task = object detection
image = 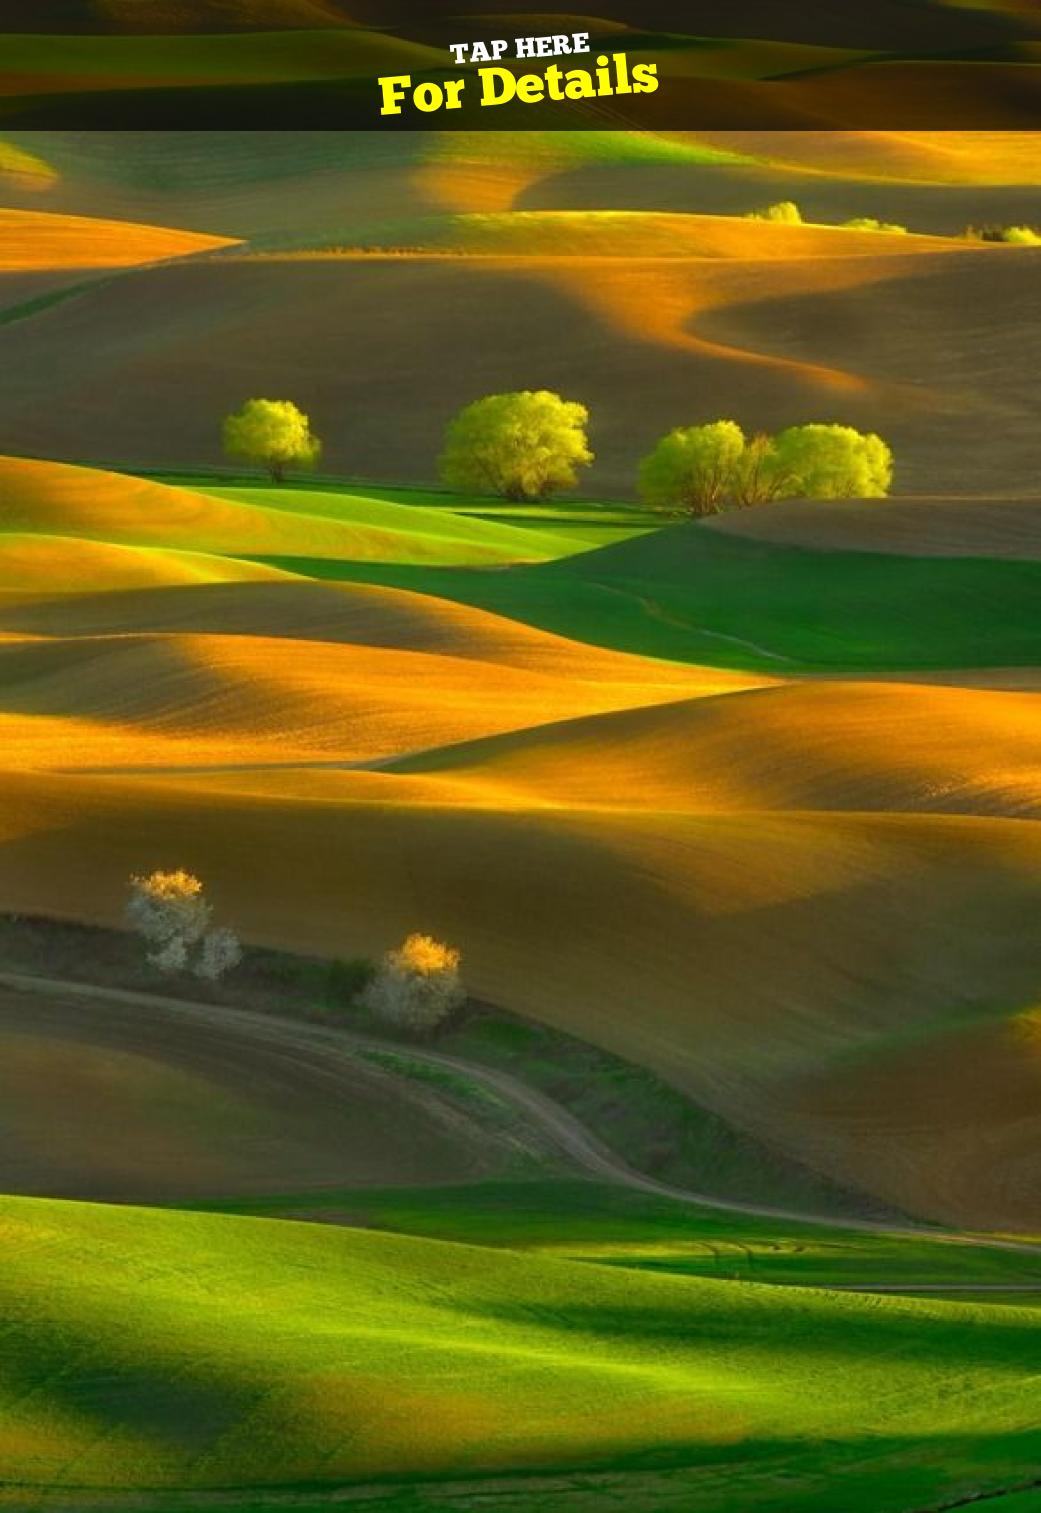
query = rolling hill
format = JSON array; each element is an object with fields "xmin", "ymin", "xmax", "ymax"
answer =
[
  {"xmin": 3, "ymin": 753, "xmax": 1041, "ymax": 1228},
  {"xmin": 706, "ymin": 494, "xmax": 1041, "ymax": 559},
  {"xmin": 0, "ymin": 112, "xmax": 1039, "ymax": 1513},
  {"xmin": 0, "ymin": 982, "xmax": 513, "ymax": 1200},
  {"xmin": 0, "ymin": 456, "xmax": 607, "ymax": 565},
  {"xmin": 0, "ymin": 1194, "xmax": 1038, "ymax": 1511},
  {"xmin": 0, "ymin": 444, "xmax": 1039, "ymax": 1228},
  {"xmin": 0, "ymin": 206, "xmax": 238, "ymax": 269},
  {"xmin": 0, "ymin": 217, "xmax": 1038, "ymax": 496}
]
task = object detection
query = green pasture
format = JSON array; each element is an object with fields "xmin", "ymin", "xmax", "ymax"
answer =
[
  {"xmin": 196, "ymin": 1177, "xmax": 1041, "ymax": 1291},
  {"xmin": 190, "ymin": 482, "xmax": 648, "ymax": 558},
  {"xmin": 131, "ymin": 470, "xmax": 1041, "ymax": 672},
  {"xmin": 250, "ymin": 526, "xmax": 1041, "ymax": 674},
  {"xmin": 1, "ymin": 1193, "xmax": 1039, "ymax": 1512}
]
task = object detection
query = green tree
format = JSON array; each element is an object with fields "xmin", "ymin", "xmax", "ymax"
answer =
[
  {"xmin": 843, "ymin": 218, "xmax": 908, "ymax": 235},
  {"xmin": 439, "ymin": 390, "xmax": 593, "ymax": 501},
  {"xmin": 637, "ymin": 420, "xmax": 746, "ymax": 515},
  {"xmin": 733, "ymin": 432, "xmax": 790, "ymax": 506},
  {"xmin": 772, "ymin": 424, "xmax": 893, "ymax": 499},
  {"xmin": 222, "ymin": 398, "xmax": 321, "ymax": 485}
]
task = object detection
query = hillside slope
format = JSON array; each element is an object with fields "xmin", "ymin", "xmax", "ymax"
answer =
[
  {"xmin": 0, "ymin": 1195, "xmax": 1038, "ymax": 1511},
  {"xmin": 3, "ymin": 766, "xmax": 1041, "ymax": 1228},
  {"xmin": 0, "ymin": 229, "xmax": 1036, "ymax": 495}
]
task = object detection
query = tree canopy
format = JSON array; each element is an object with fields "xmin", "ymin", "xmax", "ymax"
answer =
[
  {"xmin": 222, "ymin": 398, "xmax": 321, "ymax": 484},
  {"xmin": 638, "ymin": 421, "xmax": 893, "ymax": 514},
  {"xmin": 439, "ymin": 390, "xmax": 593, "ymax": 501}
]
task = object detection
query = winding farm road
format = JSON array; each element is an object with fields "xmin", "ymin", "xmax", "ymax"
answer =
[{"xmin": 2, "ymin": 968, "xmax": 1040, "ymax": 1275}]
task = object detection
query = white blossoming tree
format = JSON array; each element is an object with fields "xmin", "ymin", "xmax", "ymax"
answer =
[
  {"xmin": 126, "ymin": 870, "xmax": 242, "ymax": 981},
  {"xmin": 362, "ymin": 933, "xmax": 465, "ymax": 1035}
]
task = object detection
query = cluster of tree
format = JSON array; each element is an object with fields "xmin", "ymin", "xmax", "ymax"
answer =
[
  {"xmin": 219, "ymin": 390, "xmax": 892, "ymax": 511},
  {"xmin": 638, "ymin": 421, "xmax": 893, "ymax": 516},
  {"xmin": 125, "ymin": 870, "xmax": 465, "ymax": 1035},
  {"xmin": 747, "ymin": 205, "xmax": 1041, "ymax": 244}
]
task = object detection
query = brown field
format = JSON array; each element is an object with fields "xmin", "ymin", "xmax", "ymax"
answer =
[
  {"xmin": 0, "ymin": 229, "xmax": 1038, "ymax": 495},
  {"xmin": 0, "ymin": 982, "xmax": 509, "ymax": 1200},
  {"xmin": 1, "ymin": 504, "xmax": 1040, "ymax": 1229},
  {"xmin": 706, "ymin": 495, "xmax": 1041, "ymax": 559}
]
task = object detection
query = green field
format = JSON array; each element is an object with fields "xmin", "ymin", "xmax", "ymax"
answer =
[
  {"xmin": 196, "ymin": 1177, "xmax": 1041, "ymax": 1290},
  {"xmin": 2, "ymin": 1192, "xmax": 1039, "ymax": 1512},
  {"xmin": 192, "ymin": 482, "xmax": 651, "ymax": 558},
  {"xmin": 245, "ymin": 520, "xmax": 1041, "ymax": 674}
]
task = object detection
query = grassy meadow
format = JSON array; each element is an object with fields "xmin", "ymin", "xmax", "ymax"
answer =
[
  {"xmin": 1, "ymin": 1193, "xmax": 1040, "ymax": 1513},
  {"xmin": 0, "ymin": 127, "xmax": 1040, "ymax": 1510}
]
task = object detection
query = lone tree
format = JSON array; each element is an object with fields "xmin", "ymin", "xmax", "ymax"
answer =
[
  {"xmin": 361, "ymin": 933, "xmax": 465, "ymax": 1036},
  {"xmin": 772, "ymin": 424, "xmax": 893, "ymax": 499},
  {"xmin": 222, "ymin": 398, "xmax": 321, "ymax": 484},
  {"xmin": 439, "ymin": 389, "xmax": 593, "ymax": 501},
  {"xmin": 126, "ymin": 869, "xmax": 242, "ymax": 981},
  {"xmin": 638, "ymin": 420, "xmax": 892, "ymax": 514},
  {"xmin": 638, "ymin": 421, "xmax": 746, "ymax": 516}
]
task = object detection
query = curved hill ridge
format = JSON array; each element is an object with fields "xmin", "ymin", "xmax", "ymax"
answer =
[
  {"xmin": 0, "ymin": 626, "xmax": 765, "ymax": 770},
  {"xmin": 1, "ymin": 230, "xmax": 1036, "ymax": 495},
  {"xmin": 691, "ymin": 129, "xmax": 1041, "ymax": 186},
  {"xmin": 0, "ymin": 455, "xmax": 580, "ymax": 565},
  {"xmin": 0, "ymin": 984, "xmax": 502, "ymax": 1200},
  {"xmin": 309, "ymin": 210, "xmax": 971, "ymax": 260},
  {"xmin": 0, "ymin": 533, "xmax": 300, "ymax": 590},
  {"xmin": 0, "ymin": 576, "xmax": 723, "ymax": 680},
  {"xmin": 0, "ymin": 207, "xmax": 238, "ymax": 270},
  {"xmin": 392, "ymin": 679, "xmax": 1041, "ymax": 820}
]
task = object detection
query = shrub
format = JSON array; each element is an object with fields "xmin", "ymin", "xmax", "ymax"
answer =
[
  {"xmin": 843, "ymin": 218, "xmax": 908, "ymax": 235},
  {"xmin": 326, "ymin": 956, "xmax": 377, "ymax": 1008},
  {"xmin": 1002, "ymin": 226, "xmax": 1041, "ymax": 246},
  {"xmin": 222, "ymin": 398, "xmax": 322, "ymax": 484},
  {"xmin": 196, "ymin": 927, "xmax": 244, "ymax": 983},
  {"xmin": 362, "ymin": 933, "xmax": 466, "ymax": 1036},
  {"xmin": 439, "ymin": 389, "xmax": 593, "ymax": 501},
  {"xmin": 965, "ymin": 224, "xmax": 1041, "ymax": 245},
  {"xmin": 746, "ymin": 201, "xmax": 803, "ymax": 225},
  {"xmin": 126, "ymin": 870, "xmax": 242, "ymax": 981}
]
